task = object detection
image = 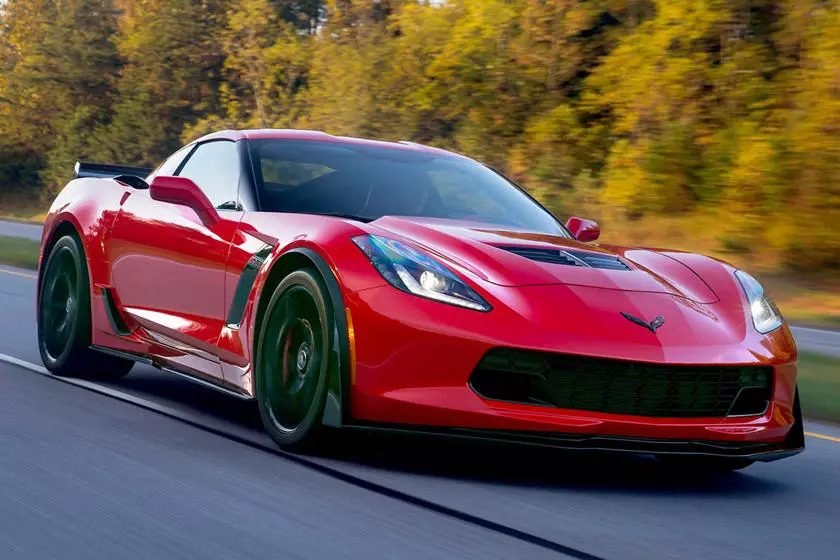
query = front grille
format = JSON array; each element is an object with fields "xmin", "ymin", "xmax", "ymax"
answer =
[
  {"xmin": 470, "ymin": 348, "xmax": 773, "ymax": 418},
  {"xmin": 499, "ymin": 246, "xmax": 631, "ymax": 271}
]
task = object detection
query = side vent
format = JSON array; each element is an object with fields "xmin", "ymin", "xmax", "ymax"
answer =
[
  {"xmin": 226, "ymin": 244, "xmax": 274, "ymax": 329},
  {"xmin": 101, "ymin": 287, "xmax": 132, "ymax": 336},
  {"xmin": 499, "ymin": 246, "xmax": 631, "ymax": 271}
]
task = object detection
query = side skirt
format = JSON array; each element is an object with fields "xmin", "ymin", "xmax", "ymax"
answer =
[{"xmin": 90, "ymin": 345, "xmax": 254, "ymax": 401}]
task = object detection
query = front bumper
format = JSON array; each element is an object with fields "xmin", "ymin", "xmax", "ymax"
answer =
[
  {"xmin": 345, "ymin": 283, "xmax": 800, "ymax": 455},
  {"xmin": 349, "ymin": 420, "xmax": 805, "ymax": 462}
]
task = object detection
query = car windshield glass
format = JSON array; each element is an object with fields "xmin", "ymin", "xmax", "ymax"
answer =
[{"xmin": 248, "ymin": 139, "xmax": 569, "ymax": 236}]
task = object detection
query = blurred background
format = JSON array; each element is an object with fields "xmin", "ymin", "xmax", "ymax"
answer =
[{"xmin": 0, "ymin": 0, "xmax": 838, "ymax": 324}]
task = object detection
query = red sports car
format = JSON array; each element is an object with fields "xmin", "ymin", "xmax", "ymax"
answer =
[{"xmin": 36, "ymin": 129, "xmax": 803, "ymax": 471}]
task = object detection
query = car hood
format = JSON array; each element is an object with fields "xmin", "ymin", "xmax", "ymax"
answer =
[{"xmin": 365, "ymin": 217, "xmax": 719, "ymax": 304}]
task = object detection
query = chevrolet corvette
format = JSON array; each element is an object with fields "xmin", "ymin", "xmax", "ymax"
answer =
[{"xmin": 36, "ymin": 129, "xmax": 804, "ymax": 470}]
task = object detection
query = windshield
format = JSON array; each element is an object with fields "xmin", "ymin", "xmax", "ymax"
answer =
[{"xmin": 248, "ymin": 139, "xmax": 569, "ymax": 236}]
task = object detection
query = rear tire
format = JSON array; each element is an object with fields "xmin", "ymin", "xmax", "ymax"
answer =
[
  {"xmin": 255, "ymin": 269, "xmax": 332, "ymax": 452},
  {"xmin": 37, "ymin": 234, "xmax": 133, "ymax": 381}
]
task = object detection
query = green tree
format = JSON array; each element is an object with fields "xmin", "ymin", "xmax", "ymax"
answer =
[
  {"xmin": 0, "ymin": 0, "xmax": 121, "ymax": 191},
  {"xmin": 775, "ymin": 0, "xmax": 840, "ymax": 267},
  {"xmin": 298, "ymin": 0, "xmax": 405, "ymax": 136},
  {"xmin": 0, "ymin": 0, "xmax": 839, "ymax": 273},
  {"xmin": 95, "ymin": 0, "xmax": 227, "ymax": 166},
  {"xmin": 274, "ymin": 0, "xmax": 323, "ymax": 34},
  {"xmin": 187, "ymin": 0, "xmax": 310, "ymax": 137},
  {"xmin": 583, "ymin": 0, "xmax": 784, "ymax": 214}
]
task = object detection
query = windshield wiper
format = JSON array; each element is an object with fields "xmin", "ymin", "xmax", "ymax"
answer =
[{"xmin": 300, "ymin": 212, "xmax": 374, "ymax": 223}]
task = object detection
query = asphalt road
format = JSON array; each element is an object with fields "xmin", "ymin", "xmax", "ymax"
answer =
[
  {"xmin": 792, "ymin": 326, "xmax": 840, "ymax": 358},
  {"xmin": 0, "ymin": 219, "xmax": 42, "ymax": 241},
  {"xmin": 2, "ymin": 264, "xmax": 840, "ymax": 559}
]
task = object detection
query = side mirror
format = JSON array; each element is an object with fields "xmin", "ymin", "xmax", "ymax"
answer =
[
  {"xmin": 565, "ymin": 216, "xmax": 600, "ymax": 242},
  {"xmin": 149, "ymin": 175, "xmax": 220, "ymax": 227}
]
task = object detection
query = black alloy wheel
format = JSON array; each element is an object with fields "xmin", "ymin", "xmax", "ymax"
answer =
[
  {"xmin": 37, "ymin": 234, "xmax": 133, "ymax": 380},
  {"xmin": 256, "ymin": 269, "xmax": 332, "ymax": 451},
  {"xmin": 40, "ymin": 242, "xmax": 79, "ymax": 362}
]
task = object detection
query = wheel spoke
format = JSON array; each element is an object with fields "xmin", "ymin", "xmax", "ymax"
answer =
[
  {"xmin": 40, "ymin": 247, "xmax": 79, "ymax": 360},
  {"xmin": 262, "ymin": 287, "xmax": 324, "ymax": 434},
  {"xmin": 297, "ymin": 376, "xmax": 317, "ymax": 414}
]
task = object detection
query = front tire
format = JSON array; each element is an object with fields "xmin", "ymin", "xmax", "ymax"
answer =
[
  {"xmin": 37, "ymin": 234, "xmax": 133, "ymax": 381},
  {"xmin": 255, "ymin": 269, "xmax": 333, "ymax": 451}
]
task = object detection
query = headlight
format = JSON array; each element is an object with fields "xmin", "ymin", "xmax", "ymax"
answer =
[
  {"xmin": 352, "ymin": 235, "xmax": 491, "ymax": 312},
  {"xmin": 735, "ymin": 270, "xmax": 783, "ymax": 333}
]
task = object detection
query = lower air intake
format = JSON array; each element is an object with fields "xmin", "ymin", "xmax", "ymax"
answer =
[{"xmin": 470, "ymin": 348, "xmax": 773, "ymax": 418}]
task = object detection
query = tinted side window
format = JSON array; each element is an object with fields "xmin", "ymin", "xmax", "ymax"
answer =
[
  {"xmin": 177, "ymin": 141, "xmax": 240, "ymax": 208},
  {"xmin": 149, "ymin": 145, "xmax": 194, "ymax": 179}
]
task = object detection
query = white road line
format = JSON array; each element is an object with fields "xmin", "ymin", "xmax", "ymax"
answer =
[
  {"xmin": 0, "ymin": 352, "xmax": 213, "ymax": 427},
  {"xmin": 0, "ymin": 352, "xmax": 47, "ymax": 374}
]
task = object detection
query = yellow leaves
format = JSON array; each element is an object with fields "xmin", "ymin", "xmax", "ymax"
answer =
[
  {"xmin": 602, "ymin": 139, "xmax": 651, "ymax": 209},
  {"xmin": 299, "ymin": 36, "xmax": 381, "ymax": 136},
  {"xmin": 726, "ymin": 134, "xmax": 775, "ymax": 196},
  {"xmin": 513, "ymin": 105, "xmax": 580, "ymax": 192},
  {"xmin": 769, "ymin": 3, "xmax": 840, "ymax": 266},
  {"xmin": 601, "ymin": 119, "xmax": 702, "ymax": 215},
  {"xmin": 1, "ymin": 0, "xmax": 839, "ymax": 270}
]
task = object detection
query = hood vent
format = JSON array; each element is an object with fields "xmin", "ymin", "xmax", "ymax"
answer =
[{"xmin": 499, "ymin": 246, "xmax": 631, "ymax": 271}]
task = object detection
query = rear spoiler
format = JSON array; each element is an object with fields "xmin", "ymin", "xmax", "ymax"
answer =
[{"xmin": 74, "ymin": 161, "xmax": 154, "ymax": 180}]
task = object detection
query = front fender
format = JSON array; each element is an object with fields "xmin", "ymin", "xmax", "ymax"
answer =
[{"xmin": 242, "ymin": 242, "xmax": 356, "ymax": 427}]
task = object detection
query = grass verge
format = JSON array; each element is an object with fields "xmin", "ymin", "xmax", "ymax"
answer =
[
  {"xmin": 798, "ymin": 352, "xmax": 840, "ymax": 425},
  {"xmin": 0, "ymin": 192, "xmax": 48, "ymax": 224},
  {"xmin": 0, "ymin": 235, "xmax": 40, "ymax": 270}
]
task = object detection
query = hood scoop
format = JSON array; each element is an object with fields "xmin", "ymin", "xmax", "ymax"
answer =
[{"xmin": 498, "ymin": 246, "xmax": 631, "ymax": 271}]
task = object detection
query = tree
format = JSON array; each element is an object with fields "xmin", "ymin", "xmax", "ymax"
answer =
[
  {"xmin": 0, "ymin": 0, "xmax": 121, "ymax": 191},
  {"xmin": 775, "ymin": 0, "xmax": 840, "ymax": 268},
  {"xmin": 0, "ymin": 0, "xmax": 838, "ymax": 273},
  {"xmin": 274, "ymin": 0, "xmax": 323, "ymax": 34},
  {"xmin": 583, "ymin": 0, "xmax": 783, "ymax": 214},
  {"xmin": 187, "ymin": 0, "xmax": 311, "ymax": 137},
  {"xmin": 95, "ymin": 0, "xmax": 227, "ymax": 166}
]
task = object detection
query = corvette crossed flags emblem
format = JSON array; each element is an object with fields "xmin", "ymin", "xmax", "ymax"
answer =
[{"xmin": 621, "ymin": 312, "xmax": 665, "ymax": 333}]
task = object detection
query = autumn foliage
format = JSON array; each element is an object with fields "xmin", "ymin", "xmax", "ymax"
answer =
[{"xmin": 1, "ymin": 0, "xmax": 838, "ymax": 270}]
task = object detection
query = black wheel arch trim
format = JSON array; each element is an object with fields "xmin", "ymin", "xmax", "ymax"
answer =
[{"xmin": 251, "ymin": 247, "xmax": 350, "ymax": 427}]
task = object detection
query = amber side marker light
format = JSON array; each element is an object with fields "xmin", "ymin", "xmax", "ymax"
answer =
[{"xmin": 345, "ymin": 307, "xmax": 357, "ymax": 386}]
